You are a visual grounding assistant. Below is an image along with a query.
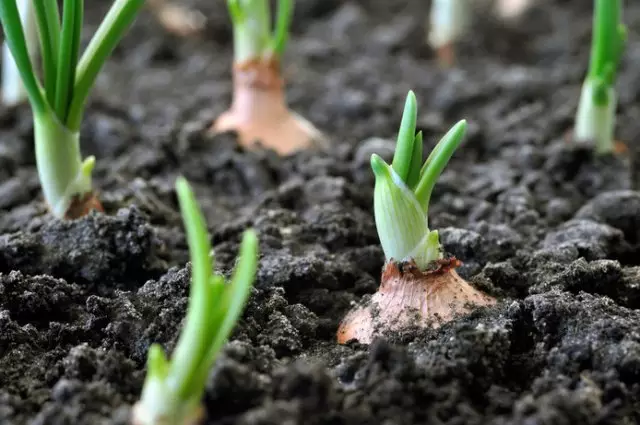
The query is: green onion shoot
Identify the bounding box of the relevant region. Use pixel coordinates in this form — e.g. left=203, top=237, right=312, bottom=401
left=212, top=0, right=323, bottom=155
left=427, top=0, right=470, bottom=67
left=2, top=0, right=37, bottom=106
left=0, top=0, right=144, bottom=218
left=574, top=0, right=626, bottom=154
left=337, top=91, right=495, bottom=344
left=132, top=177, right=259, bottom=425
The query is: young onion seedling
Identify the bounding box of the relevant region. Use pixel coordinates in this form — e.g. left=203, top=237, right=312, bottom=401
left=212, top=0, right=323, bottom=155
left=428, top=0, right=471, bottom=67
left=574, top=0, right=626, bottom=154
left=132, top=178, right=259, bottom=425
left=2, top=0, right=37, bottom=106
left=338, top=91, right=495, bottom=344
left=0, top=0, right=144, bottom=218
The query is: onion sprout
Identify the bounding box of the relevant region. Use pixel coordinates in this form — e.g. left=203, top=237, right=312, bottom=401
left=132, top=177, right=258, bottom=425
left=372, top=91, right=466, bottom=270
left=574, top=0, right=626, bottom=154
left=337, top=91, right=495, bottom=344
left=0, top=0, right=144, bottom=218
left=427, top=0, right=470, bottom=66
left=212, top=0, right=323, bottom=155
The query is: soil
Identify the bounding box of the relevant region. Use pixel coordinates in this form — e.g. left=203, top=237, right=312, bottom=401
left=2, top=0, right=640, bottom=424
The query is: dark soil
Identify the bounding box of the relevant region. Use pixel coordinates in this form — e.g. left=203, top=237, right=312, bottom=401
left=2, top=0, right=640, bottom=423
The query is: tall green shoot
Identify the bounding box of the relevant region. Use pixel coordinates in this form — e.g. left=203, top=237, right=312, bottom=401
left=372, top=91, right=467, bottom=269
left=0, top=0, right=144, bottom=218
left=132, top=178, right=258, bottom=425
left=574, top=0, right=626, bottom=154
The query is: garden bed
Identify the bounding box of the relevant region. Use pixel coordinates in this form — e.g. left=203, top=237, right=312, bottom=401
left=2, top=0, right=640, bottom=423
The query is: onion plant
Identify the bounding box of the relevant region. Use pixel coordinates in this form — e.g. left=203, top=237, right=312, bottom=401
left=371, top=91, right=465, bottom=269
left=0, top=0, right=144, bottom=218
left=132, top=178, right=258, bottom=425
left=427, top=0, right=470, bottom=66
left=2, top=0, right=37, bottom=106
left=574, top=0, right=626, bottom=154
left=212, top=0, right=323, bottom=155
left=337, top=91, right=495, bottom=344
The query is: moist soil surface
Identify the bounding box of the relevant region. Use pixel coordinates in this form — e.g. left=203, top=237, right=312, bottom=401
left=2, top=0, right=640, bottom=424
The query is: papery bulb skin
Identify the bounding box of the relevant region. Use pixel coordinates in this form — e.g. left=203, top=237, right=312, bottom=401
left=337, top=257, right=496, bottom=344
left=64, top=192, right=103, bottom=219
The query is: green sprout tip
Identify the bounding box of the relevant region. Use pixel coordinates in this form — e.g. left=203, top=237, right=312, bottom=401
left=372, top=91, right=467, bottom=270
left=132, top=177, right=259, bottom=425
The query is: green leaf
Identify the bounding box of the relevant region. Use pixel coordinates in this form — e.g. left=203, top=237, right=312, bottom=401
left=171, top=177, right=216, bottom=400
left=589, top=0, right=624, bottom=84
left=33, top=0, right=61, bottom=104
left=227, top=0, right=245, bottom=23
left=391, top=91, right=418, bottom=183
left=194, top=230, right=258, bottom=397
left=406, top=131, right=424, bottom=190
left=55, top=0, right=82, bottom=122
left=212, top=232, right=258, bottom=357
left=371, top=154, right=430, bottom=264
left=271, top=0, right=293, bottom=57
left=67, top=0, right=145, bottom=131
left=414, top=120, right=467, bottom=213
